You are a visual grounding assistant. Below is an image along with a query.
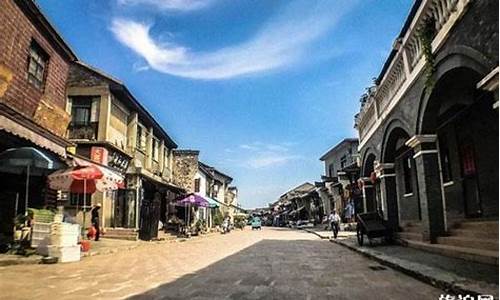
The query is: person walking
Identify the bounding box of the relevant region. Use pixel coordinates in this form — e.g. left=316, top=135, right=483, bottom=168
left=91, top=203, right=101, bottom=241
left=328, top=210, right=341, bottom=239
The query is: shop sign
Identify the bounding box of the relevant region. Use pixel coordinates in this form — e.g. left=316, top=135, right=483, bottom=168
left=108, top=150, right=130, bottom=172
left=91, top=146, right=108, bottom=165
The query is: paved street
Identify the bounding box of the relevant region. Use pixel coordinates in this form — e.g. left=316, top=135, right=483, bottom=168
left=0, top=228, right=443, bottom=300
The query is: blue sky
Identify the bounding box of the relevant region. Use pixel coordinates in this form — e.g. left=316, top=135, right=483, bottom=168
left=38, top=0, right=412, bottom=208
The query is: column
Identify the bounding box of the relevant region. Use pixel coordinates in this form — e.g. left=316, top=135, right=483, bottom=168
left=375, top=162, right=398, bottom=230
left=145, top=127, right=153, bottom=169
left=406, top=135, right=445, bottom=242
left=127, top=112, right=138, bottom=153
left=97, top=93, right=111, bottom=141
left=359, top=177, right=375, bottom=213
left=159, top=140, right=165, bottom=173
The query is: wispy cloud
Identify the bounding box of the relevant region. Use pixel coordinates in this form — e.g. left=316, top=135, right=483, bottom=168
left=232, top=142, right=302, bottom=169
left=117, top=0, right=214, bottom=11
left=244, top=153, right=302, bottom=169
left=110, top=0, right=354, bottom=80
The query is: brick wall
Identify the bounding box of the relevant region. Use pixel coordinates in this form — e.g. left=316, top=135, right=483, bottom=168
left=172, top=150, right=200, bottom=193
left=0, top=0, right=71, bottom=121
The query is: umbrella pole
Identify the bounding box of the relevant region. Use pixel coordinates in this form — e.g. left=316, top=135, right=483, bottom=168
left=83, top=179, right=87, bottom=238
left=25, top=165, right=30, bottom=216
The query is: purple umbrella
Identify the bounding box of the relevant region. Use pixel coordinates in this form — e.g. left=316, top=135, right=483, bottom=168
left=176, top=194, right=209, bottom=207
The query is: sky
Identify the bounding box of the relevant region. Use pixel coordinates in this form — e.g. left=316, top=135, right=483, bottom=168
left=38, top=0, right=413, bottom=209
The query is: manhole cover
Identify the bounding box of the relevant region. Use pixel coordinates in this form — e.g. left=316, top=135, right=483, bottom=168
left=368, top=266, right=387, bottom=271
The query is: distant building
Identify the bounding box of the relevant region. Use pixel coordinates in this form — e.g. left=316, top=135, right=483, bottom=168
left=319, top=138, right=359, bottom=178
left=318, top=138, right=361, bottom=220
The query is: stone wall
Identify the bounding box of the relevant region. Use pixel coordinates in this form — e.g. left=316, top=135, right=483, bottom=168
left=172, top=150, right=199, bottom=193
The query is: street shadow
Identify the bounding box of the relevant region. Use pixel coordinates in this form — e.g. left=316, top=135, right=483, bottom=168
left=126, top=239, right=333, bottom=300
left=126, top=236, right=444, bottom=300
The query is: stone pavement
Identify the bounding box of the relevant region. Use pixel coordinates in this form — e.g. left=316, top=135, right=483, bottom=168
left=0, top=227, right=445, bottom=300
left=330, top=233, right=498, bottom=298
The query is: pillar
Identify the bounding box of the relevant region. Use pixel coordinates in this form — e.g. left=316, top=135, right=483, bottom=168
left=359, top=177, right=375, bottom=213
left=98, top=93, right=111, bottom=141
left=145, top=127, right=153, bottom=169
left=406, top=135, right=445, bottom=242
left=375, top=162, right=398, bottom=230
left=127, top=112, right=138, bottom=153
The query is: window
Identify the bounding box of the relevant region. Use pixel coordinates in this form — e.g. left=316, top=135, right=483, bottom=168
left=194, top=178, right=200, bottom=193
left=69, top=193, right=91, bottom=207
left=328, top=163, right=334, bottom=177
left=71, top=97, right=92, bottom=125
left=136, top=124, right=146, bottom=151
left=340, top=155, right=347, bottom=169
left=403, top=155, right=413, bottom=194
left=439, top=137, right=453, bottom=183
left=27, top=40, right=49, bottom=89
left=152, top=138, right=159, bottom=161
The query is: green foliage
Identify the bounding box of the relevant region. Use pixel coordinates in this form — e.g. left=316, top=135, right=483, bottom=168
left=213, top=210, right=223, bottom=226
left=233, top=215, right=247, bottom=229
left=417, top=17, right=436, bottom=89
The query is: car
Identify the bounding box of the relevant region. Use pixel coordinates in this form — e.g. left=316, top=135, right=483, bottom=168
left=251, top=217, right=262, bottom=230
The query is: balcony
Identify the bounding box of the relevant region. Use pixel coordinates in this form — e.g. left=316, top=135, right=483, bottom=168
left=355, top=0, right=468, bottom=145
left=67, top=122, right=99, bottom=140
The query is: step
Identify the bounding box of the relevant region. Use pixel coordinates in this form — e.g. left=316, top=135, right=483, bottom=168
left=449, top=228, right=498, bottom=239
left=402, top=225, right=422, bottom=233
left=398, top=232, right=422, bottom=241
left=437, top=236, right=498, bottom=251
left=102, top=234, right=138, bottom=241
left=404, top=240, right=499, bottom=265
left=458, top=221, right=498, bottom=233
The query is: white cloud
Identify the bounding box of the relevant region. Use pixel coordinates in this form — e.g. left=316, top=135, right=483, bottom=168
left=117, top=0, right=214, bottom=11
left=234, top=142, right=302, bottom=169
left=110, top=0, right=354, bottom=80
left=244, top=153, right=302, bottom=169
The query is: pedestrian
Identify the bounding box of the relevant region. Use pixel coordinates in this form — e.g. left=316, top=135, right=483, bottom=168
left=328, top=210, right=341, bottom=239
left=91, top=203, right=101, bottom=241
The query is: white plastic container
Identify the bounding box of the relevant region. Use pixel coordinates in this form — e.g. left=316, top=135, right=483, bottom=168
left=50, top=233, right=78, bottom=247
left=31, top=222, right=52, bottom=248
left=47, top=245, right=81, bottom=263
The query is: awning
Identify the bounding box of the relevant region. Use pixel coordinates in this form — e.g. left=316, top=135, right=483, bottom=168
left=0, top=104, right=71, bottom=157
left=206, top=197, right=220, bottom=208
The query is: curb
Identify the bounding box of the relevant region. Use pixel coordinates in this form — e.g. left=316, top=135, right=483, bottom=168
left=330, top=238, right=498, bottom=298
left=304, top=229, right=330, bottom=239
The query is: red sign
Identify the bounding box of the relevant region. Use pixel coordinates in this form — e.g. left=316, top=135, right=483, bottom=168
left=91, top=147, right=108, bottom=165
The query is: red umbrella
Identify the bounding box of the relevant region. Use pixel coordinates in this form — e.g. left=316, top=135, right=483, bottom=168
left=48, top=165, right=104, bottom=235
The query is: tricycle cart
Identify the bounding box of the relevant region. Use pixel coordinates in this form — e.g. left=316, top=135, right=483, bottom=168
left=355, top=212, right=392, bottom=246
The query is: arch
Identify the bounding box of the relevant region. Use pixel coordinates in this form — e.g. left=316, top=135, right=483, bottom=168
left=416, top=47, right=498, bottom=220
left=380, top=119, right=412, bottom=163
left=417, top=48, right=490, bottom=134
left=362, top=152, right=376, bottom=177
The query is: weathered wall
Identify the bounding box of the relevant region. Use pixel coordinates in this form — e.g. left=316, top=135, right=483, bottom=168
left=0, top=0, right=72, bottom=135
left=172, top=150, right=199, bottom=193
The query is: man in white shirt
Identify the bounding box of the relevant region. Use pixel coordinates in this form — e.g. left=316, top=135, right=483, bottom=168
left=328, top=210, right=341, bottom=239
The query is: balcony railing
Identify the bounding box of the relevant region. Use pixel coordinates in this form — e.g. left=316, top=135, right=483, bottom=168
left=356, top=0, right=465, bottom=143
left=67, top=122, right=99, bottom=140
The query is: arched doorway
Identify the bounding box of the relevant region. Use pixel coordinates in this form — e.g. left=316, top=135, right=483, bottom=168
left=382, top=126, right=420, bottom=228
left=361, top=153, right=377, bottom=213
left=420, top=67, right=498, bottom=221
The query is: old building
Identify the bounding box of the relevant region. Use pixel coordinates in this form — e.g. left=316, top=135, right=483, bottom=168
left=172, top=152, right=236, bottom=225
left=272, top=182, right=322, bottom=226
left=66, top=62, right=184, bottom=240
left=354, top=0, right=498, bottom=262
left=318, top=138, right=361, bottom=219
left=0, top=0, right=77, bottom=235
